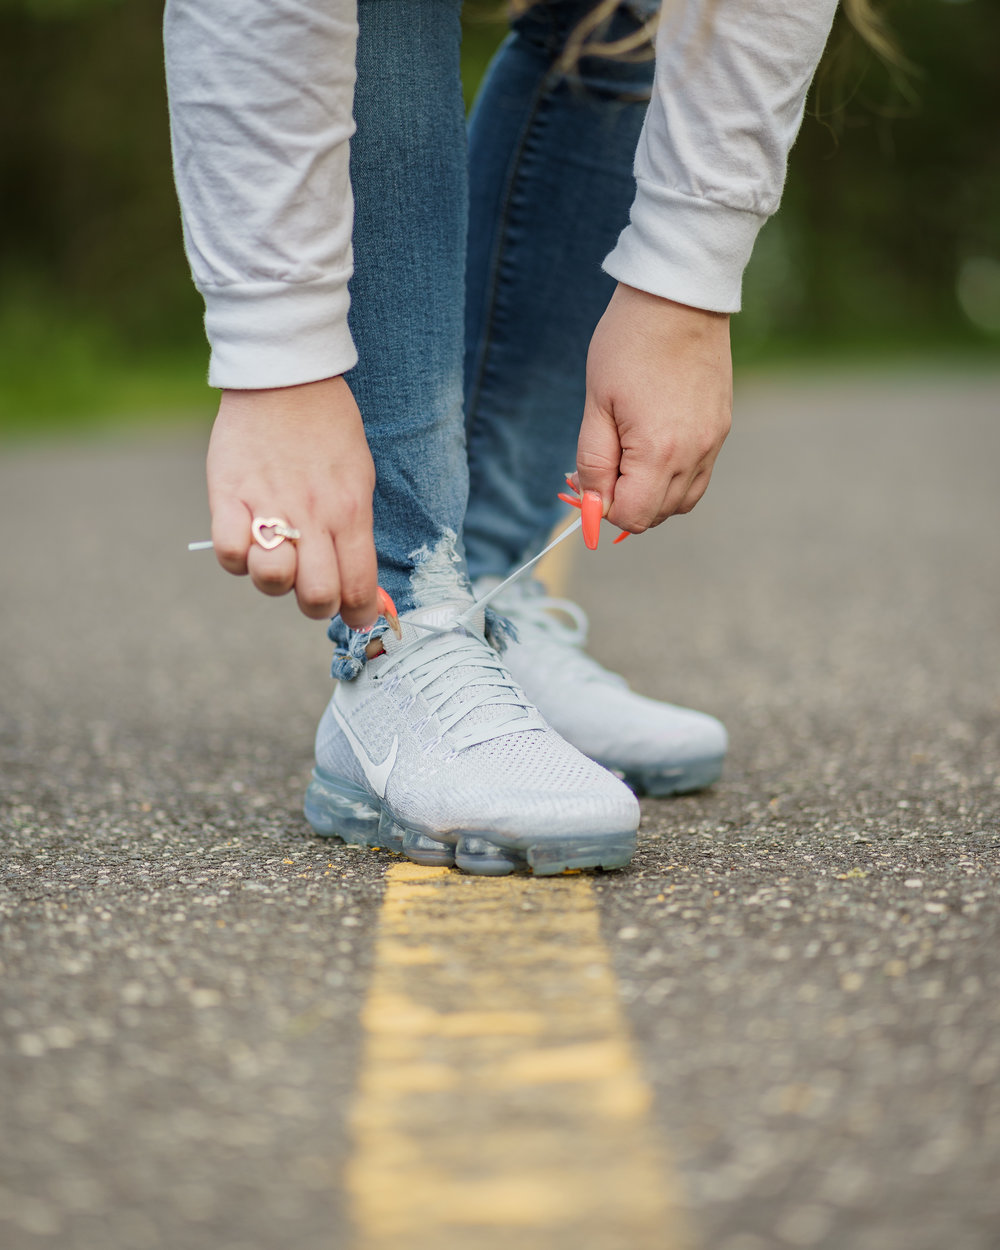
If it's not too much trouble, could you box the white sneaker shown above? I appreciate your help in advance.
[304,597,639,875]
[476,577,727,797]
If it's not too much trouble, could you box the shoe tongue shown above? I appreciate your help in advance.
[375,597,532,738]
[381,598,486,655]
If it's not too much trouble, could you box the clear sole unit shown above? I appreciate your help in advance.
[618,754,725,798]
[303,767,636,877]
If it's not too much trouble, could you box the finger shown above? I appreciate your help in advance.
[660,449,718,522]
[606,463,676,534]
[675,467,712,516]
[246,539,297,597]
[332,527,380,631]
[656,468,698,524]
[211,497,251,575]
[575,399,621,515]
[293,530,342,620]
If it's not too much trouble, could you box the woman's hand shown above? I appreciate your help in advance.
[576,283,733,534]
[206,375,379,627]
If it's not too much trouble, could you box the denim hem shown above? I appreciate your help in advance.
[327,607,516,682]
[328,621,389,681]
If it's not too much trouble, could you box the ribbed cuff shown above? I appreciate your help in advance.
[202,278,357,389]
[603,180,766,314]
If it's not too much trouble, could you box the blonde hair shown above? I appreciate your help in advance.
[841,0,907,71]
[505,0,904,76]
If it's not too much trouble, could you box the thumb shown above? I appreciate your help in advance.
[575,397,621,515]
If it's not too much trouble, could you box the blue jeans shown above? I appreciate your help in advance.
[331,0,655,677]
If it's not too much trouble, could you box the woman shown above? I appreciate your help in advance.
[165,0,838,874]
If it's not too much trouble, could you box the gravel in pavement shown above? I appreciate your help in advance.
[2,370,999,1249]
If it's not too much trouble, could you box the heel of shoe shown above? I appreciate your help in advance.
[304,768,382,847]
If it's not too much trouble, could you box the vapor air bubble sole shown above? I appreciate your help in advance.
[618,753,725,798]
[303,766,635,877]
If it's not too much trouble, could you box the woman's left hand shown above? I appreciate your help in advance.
[575,282,733,534]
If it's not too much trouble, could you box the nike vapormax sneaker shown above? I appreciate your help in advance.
[475,577,727,797]
[304,598,640,876]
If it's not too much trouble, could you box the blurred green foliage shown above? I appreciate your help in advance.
[0,0,996,430]
[738,0,1000,362]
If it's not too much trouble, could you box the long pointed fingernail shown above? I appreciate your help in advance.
[581,491,602,550]
[558,492,582,508]
[564,474,580,495]
[377,586,402,639]
[613,530,631,545]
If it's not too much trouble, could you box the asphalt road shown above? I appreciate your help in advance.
[2,368,999,1250]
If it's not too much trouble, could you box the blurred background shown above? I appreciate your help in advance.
[0,0,996,438]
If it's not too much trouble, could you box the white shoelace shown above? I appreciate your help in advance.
[457,514,582,623]
[496,584,629,689]
[371,516,584,752]
[503,590,590,646]
[373,629,547,751]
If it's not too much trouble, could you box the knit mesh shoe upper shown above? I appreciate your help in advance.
[313,597,640,848]
[476,577,727,793]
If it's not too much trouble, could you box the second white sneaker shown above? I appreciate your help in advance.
[476,577,727,796]
[305,596,640,875]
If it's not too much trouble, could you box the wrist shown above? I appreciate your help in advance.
[614,282,730,326]
[221,374,345,401]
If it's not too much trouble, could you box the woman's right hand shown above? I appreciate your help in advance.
[206,375,380,628]
[576,284,732,535]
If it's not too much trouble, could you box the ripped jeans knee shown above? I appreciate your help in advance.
[329,529,512,680]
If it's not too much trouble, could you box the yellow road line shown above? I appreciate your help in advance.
[348,862,691,1250]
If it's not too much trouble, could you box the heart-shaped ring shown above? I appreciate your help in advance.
[251,517,301,550]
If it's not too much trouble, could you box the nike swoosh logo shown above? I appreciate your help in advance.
[329,699,399,799]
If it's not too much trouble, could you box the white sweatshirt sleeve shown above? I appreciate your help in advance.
[165,0,836,388]
[164,0,359,389]
[603,0,839,312]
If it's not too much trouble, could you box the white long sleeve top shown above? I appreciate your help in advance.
[164,0,838,390]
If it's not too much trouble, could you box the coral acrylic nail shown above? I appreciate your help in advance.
[581,491,603,550]
[376,586,402,639]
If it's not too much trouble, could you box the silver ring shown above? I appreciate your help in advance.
[251,516,301,550]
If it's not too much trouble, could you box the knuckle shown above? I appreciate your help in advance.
[337,498,362,527]
[694,440,717,463]
[654,438,677,465]
[644,445,676,476]
[255,571,291,595]
[339,584,373,612]
[336,494,372,530]
[298,585,337,613]
[608,509,649,535]
[215,542,247,568]
[576,448,618,475]
[300,598,337,620]
[340,604,378,632]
